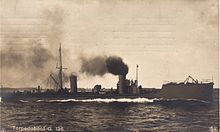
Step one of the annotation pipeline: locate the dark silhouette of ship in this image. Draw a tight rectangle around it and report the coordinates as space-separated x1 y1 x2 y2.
159 76 214 101
0 44 214 102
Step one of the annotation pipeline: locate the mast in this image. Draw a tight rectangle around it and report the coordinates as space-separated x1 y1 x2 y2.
136 64 139 86
50 43 67 91
58 43 63 90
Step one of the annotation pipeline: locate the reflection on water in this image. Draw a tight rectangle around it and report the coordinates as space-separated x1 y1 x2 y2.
1 90 219 131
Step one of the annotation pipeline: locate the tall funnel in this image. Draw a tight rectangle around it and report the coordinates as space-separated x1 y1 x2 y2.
118 75 126 94
70 75 77 94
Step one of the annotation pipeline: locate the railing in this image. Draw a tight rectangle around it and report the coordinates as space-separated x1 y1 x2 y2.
163 79 213 85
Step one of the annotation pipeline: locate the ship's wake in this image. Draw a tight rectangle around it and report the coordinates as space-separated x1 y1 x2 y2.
36 98 159 103
16 98 211 107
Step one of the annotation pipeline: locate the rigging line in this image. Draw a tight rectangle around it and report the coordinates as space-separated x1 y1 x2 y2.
38 78 48 87
38 70 55 86
45 78 49 88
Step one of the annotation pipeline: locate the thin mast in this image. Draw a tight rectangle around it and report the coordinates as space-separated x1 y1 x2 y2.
136 64 139 86
59 43 63 90
54 43 66 91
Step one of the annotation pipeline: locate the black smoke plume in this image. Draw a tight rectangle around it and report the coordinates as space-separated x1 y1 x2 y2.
80 56 128 76
106 56 129 75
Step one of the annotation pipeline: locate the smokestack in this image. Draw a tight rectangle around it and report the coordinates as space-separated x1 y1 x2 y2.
118 75 126 94
70 75 77 94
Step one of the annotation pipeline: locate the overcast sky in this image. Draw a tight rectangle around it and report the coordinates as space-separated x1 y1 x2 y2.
0 0 218 88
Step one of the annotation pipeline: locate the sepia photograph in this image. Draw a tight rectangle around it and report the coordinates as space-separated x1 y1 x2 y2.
0 0 219 131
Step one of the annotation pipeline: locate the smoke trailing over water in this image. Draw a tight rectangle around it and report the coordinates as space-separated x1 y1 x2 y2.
1 6 130 87
1 44 55 79
1 48 25 68
0 7 64 87
1 45 55 68
80 56 128 76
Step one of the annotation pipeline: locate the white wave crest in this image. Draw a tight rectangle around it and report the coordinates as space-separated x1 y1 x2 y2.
36 98 159 103
160 98 211 104
20 100 29 103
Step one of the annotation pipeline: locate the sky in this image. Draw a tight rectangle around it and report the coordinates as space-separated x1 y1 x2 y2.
0 0 218 89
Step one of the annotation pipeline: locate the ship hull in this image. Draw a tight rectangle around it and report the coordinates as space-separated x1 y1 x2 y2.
159 83 213 101
1 83 214 102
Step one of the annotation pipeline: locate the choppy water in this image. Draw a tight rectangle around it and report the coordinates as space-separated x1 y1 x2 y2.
1 90 219 132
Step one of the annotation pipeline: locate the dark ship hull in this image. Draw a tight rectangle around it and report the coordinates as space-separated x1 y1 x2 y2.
159 76 214 101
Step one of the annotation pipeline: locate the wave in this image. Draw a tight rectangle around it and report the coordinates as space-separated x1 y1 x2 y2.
157 98 211 104
21 98 211 105
36 98 159 103
20 100 29 103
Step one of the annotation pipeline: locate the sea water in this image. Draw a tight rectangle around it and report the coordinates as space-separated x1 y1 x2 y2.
0 90 219 132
